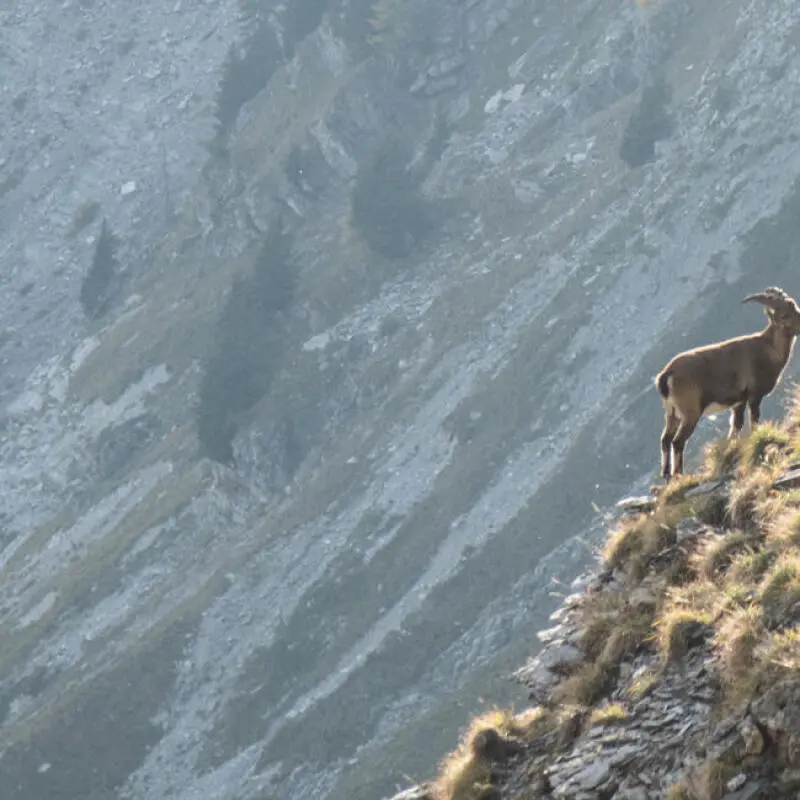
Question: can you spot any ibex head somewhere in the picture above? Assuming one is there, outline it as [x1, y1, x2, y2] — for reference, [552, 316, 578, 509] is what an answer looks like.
[743, 286, 800, 334]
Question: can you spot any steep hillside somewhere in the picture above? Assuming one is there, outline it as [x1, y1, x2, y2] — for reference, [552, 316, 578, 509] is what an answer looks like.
[4, 1, 800, 799]
[402, 396, 800, 799]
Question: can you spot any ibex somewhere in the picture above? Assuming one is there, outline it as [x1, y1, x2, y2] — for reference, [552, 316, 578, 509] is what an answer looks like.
[656, 286, 800, 479]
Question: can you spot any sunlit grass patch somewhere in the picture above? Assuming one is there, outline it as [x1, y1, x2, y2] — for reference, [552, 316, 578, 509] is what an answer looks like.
[727, 466, 781, 531]
[783, 383, 800, 432]
[431, 707, 536, 800]
[727, 546, 775, 585]
[511, 706, 556, 742]
[658, 473, 707, 505]
[553, 660, 614, 708]
[757, 553, 800, 629]
[766, 507, 800, 552]
[589, 702, 627, 727]
[654, 606, 714, 666]
[603, 511, 677, 583]
[692, 530, 748, 581]
[760, 626, 800, 674]
[702, 437, 742, 479]
[580, 591, 654, 661]
[626, 665, 660, 700]
[665, 782, 692, 800]
[740, 422, 790, 472]
[714, 605, 764, 699]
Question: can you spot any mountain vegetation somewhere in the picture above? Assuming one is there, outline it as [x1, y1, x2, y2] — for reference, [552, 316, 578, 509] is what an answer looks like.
[408, 389, 800, 799]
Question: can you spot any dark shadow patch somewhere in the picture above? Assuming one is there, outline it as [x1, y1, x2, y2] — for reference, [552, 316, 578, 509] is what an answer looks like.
[196, 227, 296, 463]
[619, 75, 674, 168]
[79, 219, 120, 320]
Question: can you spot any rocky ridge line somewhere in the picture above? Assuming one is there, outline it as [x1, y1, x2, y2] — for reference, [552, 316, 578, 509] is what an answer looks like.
[388, 446, 800, 800]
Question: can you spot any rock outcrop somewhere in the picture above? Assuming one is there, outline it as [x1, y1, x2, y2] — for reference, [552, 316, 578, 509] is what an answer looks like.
[392, 421, 800, 799]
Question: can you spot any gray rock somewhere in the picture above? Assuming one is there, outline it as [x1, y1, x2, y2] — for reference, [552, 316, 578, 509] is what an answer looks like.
[427, 53, 467, 79]
[616, 495, 655, 514]
[385, 785, 431, 800]
[572, 758, 612, 790]
[751, 680, 800, 766]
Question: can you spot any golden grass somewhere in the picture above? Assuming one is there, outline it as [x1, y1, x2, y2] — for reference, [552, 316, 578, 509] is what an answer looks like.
[553, 660, 613, 708]
[739, 422, 790, 472]
[579, 591, 652, 660]
[757, 553, 800, 629]
[727, 465, 781, 531]
[626, 666, 660, 700]
[692, 530, 748, 581]
[657, 473, 729, 530]
[511, 707, 556, 741]
[783, 383, 800, 431]
[429, 387, 800, 797]
[714, 606, 763, 699]
[579, 591, 626, 659]
[727, 547, 775, 585]
[658, 473, 707, 505]
[760, 626, 800, 673]
[588, 702, 627, 726]
[430, 711, 509, 800]
[555, 588, 656, 708]
[702, 437, 742, 479]
[655, 606, 713, 665]
[665, 782, 691, 800]
[430, 707, 554, 800]
[603, 510, 677, 583]
[766, 507, 800, 551]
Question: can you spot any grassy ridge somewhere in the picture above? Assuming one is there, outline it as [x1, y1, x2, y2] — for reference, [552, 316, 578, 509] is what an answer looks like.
[421, 387, 800, 800]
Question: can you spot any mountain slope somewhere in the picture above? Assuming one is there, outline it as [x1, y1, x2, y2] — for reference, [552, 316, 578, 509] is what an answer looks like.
[3, 1, 800, 798]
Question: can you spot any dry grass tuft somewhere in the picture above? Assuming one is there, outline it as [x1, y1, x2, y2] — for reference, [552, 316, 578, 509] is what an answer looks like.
[658, 473, 707, 505]
[431, 708, 537, 800]
[511, 706, 556, 742]
[702, 437, 742, 479]
[580, 590, 653, 661]
[601, 611, 653, 664]
[784, 383, 800, 431]
[665, 782, 691, 800]
[757, 553, 800, 629]
[739, 422, 790, 472]
[688, 757, 731, 800]
[552, 660, 614, 708]
[626, 665, 660, 699]
[580, 591, 625, 659]
[553, 582, 658, 710]
[727, 547, 775, 585]
[692, 530, 749, 581]
[602, 515, 652, 570]
[588, 702, 627, 726]
[714, 605, 764, 694]
[694, 489, 730, 528]
[760, 626, 800, 675]
[657, 472, 730, 531]
[603, 510, 677, 583]
[766, 507, 800, 552]
[431, 753, 493, 800]
[727, 466, 780, 531]
[655, 606, 713, 665]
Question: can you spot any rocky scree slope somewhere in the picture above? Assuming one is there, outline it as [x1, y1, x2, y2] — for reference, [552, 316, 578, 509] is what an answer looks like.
[5, 1, 800, 799]
[396, 408, 800, 800]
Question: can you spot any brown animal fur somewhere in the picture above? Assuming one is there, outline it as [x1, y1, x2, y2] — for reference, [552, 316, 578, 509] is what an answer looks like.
[656, 287, 800, 479]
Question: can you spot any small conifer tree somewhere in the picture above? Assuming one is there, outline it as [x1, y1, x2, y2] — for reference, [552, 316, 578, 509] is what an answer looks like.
[80, 218, 118, 319]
